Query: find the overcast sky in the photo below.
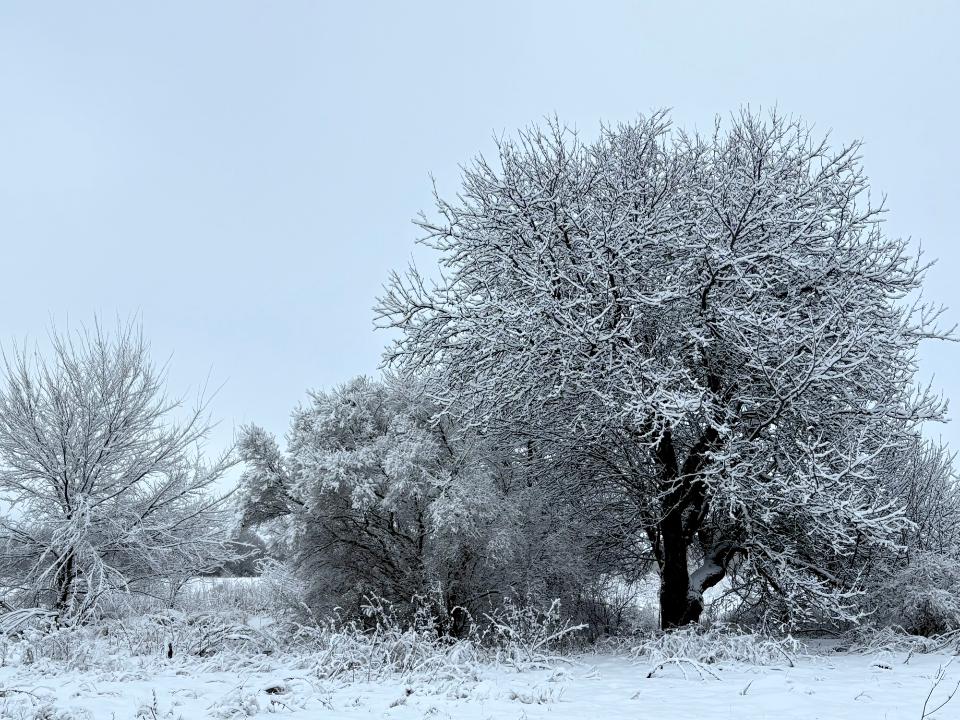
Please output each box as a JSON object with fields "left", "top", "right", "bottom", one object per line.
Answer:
{"left": 1, "top": 1, "right": 958, "bottom": 459}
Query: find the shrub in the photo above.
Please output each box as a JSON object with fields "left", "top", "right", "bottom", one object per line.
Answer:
{"left": 631, "top": 623, "right": 801, "bottom": 667}
{"left": 867, "top": 552, "right": 960, "bottom": 636}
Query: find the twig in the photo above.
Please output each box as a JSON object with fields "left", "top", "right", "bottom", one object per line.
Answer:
{"left": 921, "top": 659, "right": 959, "bottom": 719}
{"left": 646, "top": 658, "right": 721, "bottom": 681}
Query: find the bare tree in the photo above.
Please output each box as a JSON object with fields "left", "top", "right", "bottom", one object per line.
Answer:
{"left": 0, "top": 321, "right": 235, "bottom": 621}
{"left": 377, "top": 110, "right": 953, "bottom": 628}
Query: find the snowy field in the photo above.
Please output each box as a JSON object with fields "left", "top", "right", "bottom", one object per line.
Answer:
{"left": 0, "top": 578, "right": 957, "bottom": 719}
{"left": 0, "top": 637, "right": 956, "bottom": 719}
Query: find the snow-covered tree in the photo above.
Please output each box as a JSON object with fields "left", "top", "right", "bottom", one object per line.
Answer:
{"left": 0, "top": 322, "right": 235, "bottom": 621}
{"left": 237, "top": 375, "right": 592, "bottom": 632}
{"left": 850, "top": 438, "right": 960, "bottom": 635}
{"left": 377, "top": 111, "right": 952, "bottom": 628}
{"left": 884, "top": 438, "right": 960, "bottom": 559}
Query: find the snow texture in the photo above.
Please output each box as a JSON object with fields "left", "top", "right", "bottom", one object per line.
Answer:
{"left": 0, "top": 646, "right": 956, "bottom": 719}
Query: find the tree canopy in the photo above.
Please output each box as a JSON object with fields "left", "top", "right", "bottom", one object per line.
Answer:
{"left": 377, "top": 111, "right": 952, "bottom": 627}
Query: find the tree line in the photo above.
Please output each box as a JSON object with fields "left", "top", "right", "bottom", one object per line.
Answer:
{"left": 1, "top": 110, "right": 959, "bottom": 636}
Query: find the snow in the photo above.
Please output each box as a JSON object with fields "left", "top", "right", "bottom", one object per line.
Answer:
{"left": 0, "top": 647, "right": 956, "bottom": 719}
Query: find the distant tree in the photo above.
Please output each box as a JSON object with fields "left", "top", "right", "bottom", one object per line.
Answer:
{"left": 853, "top": 438, "right": 960, "bottom": 635}
{"left": 213, "top": 528, "right": 268, "bottom": 578}
{"left": 0, "top": 322, "right": 235, "bottom": 621}
{"left": 884, "top": 438, "right": 960, "bottom": 559}
{"left": 377, "top": 111, "right": 952, "bottom": 628}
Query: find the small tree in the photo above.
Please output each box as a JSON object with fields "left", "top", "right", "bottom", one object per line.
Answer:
{"left": 238, "top": 375, "right": 592, "bottom": 632}
{"left": 377, "top": 111, "right": 953, "bottom": 628}
{"left": 852, "top": 438, "right": 960, "bottom": 635}
{"left": 885, "top": 438, "right": 960, "bottom": 558}
{"left": 0, "top": 322, "right": 235, "bottom": 621}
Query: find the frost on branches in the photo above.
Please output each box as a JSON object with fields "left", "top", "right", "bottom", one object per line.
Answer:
{"left": 860, "top": 438, "right": 960, "bottom": 634}
{"left": 377, "top": 111, "right": 953, "bottom": 629}
{"left": 237, "top": 376, "right": 596, "bottom": 634}
{"left": 0, "top": 323, "right": 236, "bottom": 622}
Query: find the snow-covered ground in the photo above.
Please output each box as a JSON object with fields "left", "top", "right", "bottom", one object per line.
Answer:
{"left": 0, "top": 647, "right": 956, "bottom": 719}
{"left": 1, "top": 579, "right": 955, "bottom": 718}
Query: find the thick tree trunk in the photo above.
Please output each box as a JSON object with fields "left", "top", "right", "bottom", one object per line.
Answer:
{"left": 660, "top": 540, "right": 739, "bottom": 629}
{"left": 654, "top": 426, "right": 699, "bottom": 629}
{"left": 653, "top": 418, "right": 726, "bottom": 629}
{"left": 659, "top": 504, "right": 694, "bottom": 628}
{"left": 650, "top": 418, "right": 732, "bottom": 628}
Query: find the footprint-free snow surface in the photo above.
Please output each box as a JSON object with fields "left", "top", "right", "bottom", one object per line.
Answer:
{"left": 0, "top": 649, "right": 957, "bottom": 719}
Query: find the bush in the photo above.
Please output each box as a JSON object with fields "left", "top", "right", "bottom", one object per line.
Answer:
{"left": 631, "top": 623, "right": 801, "bottom": 667}
{"left": 237, "top": 377, "right": 606, "bottom": 633}
{"left": 0, "top": 591, "right": 586, "bottom": 684}
{"left": 866, "top": 552, "right": 960, "bottom": 636}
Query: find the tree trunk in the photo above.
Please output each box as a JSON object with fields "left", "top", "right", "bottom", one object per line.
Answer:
{"left": 659, "top": 508, "right": 695, "bottom": 628}
{"left": 660, "top": 539, "right": 739, "bottom": 629}
{"left": 54, "top": 549, "right": 76, "bottom": 619}
{"left": 654, "top": 420, "right": 726, "bottom": 629}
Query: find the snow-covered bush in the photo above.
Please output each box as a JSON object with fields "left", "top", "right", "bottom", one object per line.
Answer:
{"left": 291, "top": 594, "right": 585, "bottom": 681}
{"left": 0, "top": 696, "right": 93, "bottom": 720}
{"left": 841, "top": 438, "right": 960, "bottom": 636}
{"left": 631, "top": 624, "right": 801, "bottom": 667}
{"left": 0, "top": 591, "right": 586, "bottom": 689}
{"left": 171, "top": 575, "right": 294, "bottom": 617}
{"left": 208, "top": 688, "right": 268, "bottom": 719}
{"left": 5, "top": 610, "right": 274, "bottom": 673}
{"left": 884, "top": 439, "right": 960, "bottom": 556}
{"left": 237, "top": 375, "right": 601, "bottom": 632}
{"left": 867, "top": 552, "right": 960, "bottom": 636}
{"left": 482, "top": 597, "right": 587, "bottom": 666}
{"left": 293, "top": 598, "right": 487, "bottom": 681}
{"left": 841, "top": 623, "right": 960, "bottom": 656}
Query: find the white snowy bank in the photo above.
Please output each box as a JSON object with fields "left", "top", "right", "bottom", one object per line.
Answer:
{"left": 0, "top": 644, "right": 956, "bottom": 719}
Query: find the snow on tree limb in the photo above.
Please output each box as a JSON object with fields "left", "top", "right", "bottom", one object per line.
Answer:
{"left": 0, "top": 320, "right": 238, "bottom": 621}
{"left": 376, "top": 109, "right": 953, "bottom": 627}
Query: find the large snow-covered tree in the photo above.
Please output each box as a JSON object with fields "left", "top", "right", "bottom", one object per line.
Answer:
{"left": 377, "top": 111, "right": 952, "bottom": 628}
{"left": 0, "top": 323, "right": 235, "bottom": 621}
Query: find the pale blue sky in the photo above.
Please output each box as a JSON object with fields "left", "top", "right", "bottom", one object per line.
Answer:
{"left": 1, "top": 1, "right": 958, "bottom": 457}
